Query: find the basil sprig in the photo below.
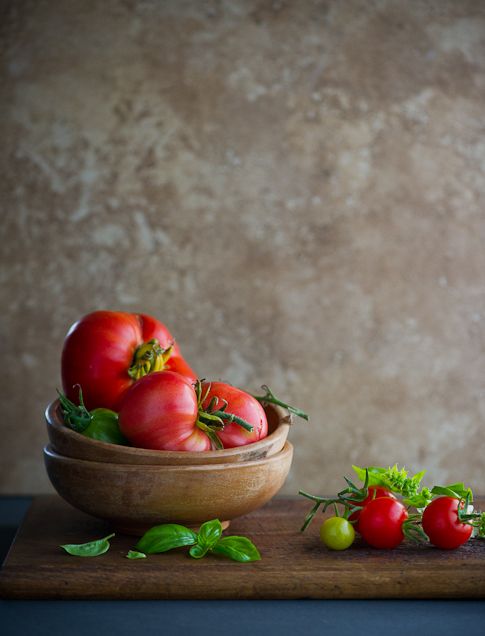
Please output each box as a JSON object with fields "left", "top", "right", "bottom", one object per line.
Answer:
{"left": 60, "top": 533, "right": 115, "bottom": 557}
{"left": 135, "top": 519, "right": 261, "bottom": 563}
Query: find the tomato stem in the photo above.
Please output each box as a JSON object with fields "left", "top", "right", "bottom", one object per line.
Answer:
{"left": 193, "top": 380, "right": 256, "bottom": 449}
{"left": 211, "top": 410, "right": 254, "bottom": 432}
{"left": 251, "top": 385, "right": 309, "bottom": 421}
{"left": 402, "top": 515, "right": 428, "bottom": 543}
{"left": 57, "top": 387, "right": 92, "bottom": 433}
{"left": 298, "top": 471, "right": 372, "bottom": 531}
{"left": 128, "top": 339, "right": 173, "bottom": 381}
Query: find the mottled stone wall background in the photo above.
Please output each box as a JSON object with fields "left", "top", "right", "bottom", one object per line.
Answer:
{"left": 1, "top": 0, "right": 485, "bottom": 495}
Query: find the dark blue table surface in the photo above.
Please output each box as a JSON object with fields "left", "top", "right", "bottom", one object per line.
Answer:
{"left": 1, "top": 497, "right": 484, "bottom": 636}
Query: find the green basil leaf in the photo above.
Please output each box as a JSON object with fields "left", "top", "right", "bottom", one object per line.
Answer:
{"left": 197, "top": 519, "right": 222, "bottom": 549}
{"left": 136, "top": 524, "right": 197, "bottom": 554}
{"left": 412, "top": 469, "right": 427, "bottom": 485}
{"left": 431, "top": 483, "right": 473, "bottom": 501}
{"left": 126, "top": 550, "right": 147, "bottom": 559}
{"left": 83, "top": 409, "right": 129, "bottom": 445}
{"left": 188, "top": 519, "right": 223, "bottom": 559}
{"left": 352, "top": 465, "right": 389, "bottom": 487}
{"left": 189, "top": 544, "right": 208, "bottom": 559}
{"left": 212, "top": 536, "right": 261, "bottom": 563}
{"left": 60, "top": 533, "right": 115, "bottom": 557}
{"left": 403, "top": 488, "right": 433, "bottom": 509}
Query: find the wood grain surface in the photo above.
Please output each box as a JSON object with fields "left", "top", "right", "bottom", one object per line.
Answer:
{"left": 1, "top": 495, "right": 484, "bottom": 599}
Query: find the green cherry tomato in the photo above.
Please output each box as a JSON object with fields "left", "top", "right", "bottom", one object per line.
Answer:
{"left": 319, "top": 517, "right": 355, "bottom": 551}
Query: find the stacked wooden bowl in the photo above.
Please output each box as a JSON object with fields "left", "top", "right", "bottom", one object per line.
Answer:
{"left": 44, "top": 400, "right": 293, "bottom": 534}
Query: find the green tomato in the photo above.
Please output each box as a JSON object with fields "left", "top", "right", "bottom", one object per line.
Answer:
{"left": 319, "top": 516, "right": 355, "bottom": 550}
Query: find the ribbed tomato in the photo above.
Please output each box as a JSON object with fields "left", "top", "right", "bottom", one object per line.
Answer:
{"left": 61, "top": 311, "right": 196, "bottom": 411}
{"left": 200, "top": 382, "right": 268, "bottom": 448}
{"left": 118, "top": 374, "right": 268, "bottom": 451}
{"left": 118, "top": 371, "right": 209, "bottom": 451}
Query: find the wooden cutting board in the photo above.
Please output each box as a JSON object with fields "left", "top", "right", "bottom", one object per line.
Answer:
{"left": 1, "top": 495, "right": 484, "bottom": 599}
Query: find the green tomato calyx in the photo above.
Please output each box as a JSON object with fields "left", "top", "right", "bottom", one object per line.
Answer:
{"left": 128, "top": 339, "right": 174, "bottom": 381}
{"left": 194, "top": 380, "right": 255, "bottom": 450}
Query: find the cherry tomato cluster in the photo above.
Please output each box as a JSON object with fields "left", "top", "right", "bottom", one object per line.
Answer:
{"left": 300, "top": 465, "right": 485, "bottom": 551}
{"left": 59, "top": 310, "right": 307, "bottom": 451}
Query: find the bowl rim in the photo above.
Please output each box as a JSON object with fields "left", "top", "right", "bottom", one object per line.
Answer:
{"left": 43, "top": 441, "right": 293, "bottom": 472}
{"left": 45, "top": 398, "right": 291, "bottom": 460}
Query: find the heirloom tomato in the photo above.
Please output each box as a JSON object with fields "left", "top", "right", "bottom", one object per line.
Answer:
{"left": 358, "top": 497, "right": 408, "bottom": 549}
{"left": 118, "top": 371, "right": 206, "bottom": 451}
{"left": 422, "top": 496, "right": 473, "bottom": 549}
{"left": 61, "top": 311, "right": 196, "bottom": 411}
{"left": 118, "top": 374, "right": 265, "bottom": 451}
{"left": 200, "top": 382, "right": 268, "bottom": 448}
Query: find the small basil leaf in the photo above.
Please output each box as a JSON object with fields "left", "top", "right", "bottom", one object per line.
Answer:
{"left": 60, "top": 533, "right": 115, "bottom": 557}
{"left": 212, "top": 536, "right": 261, "bottom": 563}
{"left": 136, "top": 524, "right": 197, "bottom": 554}
{"left": 189, "top": 544, "right": 209, "bottom": 559}
{"left": 126, "top": 550, "right": 147, "bottom": 559}
{"left": 197, "top": 519, "right": 223, "bottom": 550}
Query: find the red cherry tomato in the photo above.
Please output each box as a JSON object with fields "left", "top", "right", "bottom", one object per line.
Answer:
{"left": 359, "top": 497, "right": 408, "bottom": 549}
{"left": 200, "top": 381, "right": 268, "bottom": 448}
{"left": 349, "top": 486, "right": 397, "bottom": 532}
{"left": 118, "top": 371, "right": 210, "bottom": 451}
{"left": 422, "top": 497, "right": 473, "bottom": 549}
{"left": 62, "top": 311, "right": 196, "bottom": 411}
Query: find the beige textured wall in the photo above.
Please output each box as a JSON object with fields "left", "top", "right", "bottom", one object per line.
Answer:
{"left": 1, "top": 0, "right": 485, "bottom": 496}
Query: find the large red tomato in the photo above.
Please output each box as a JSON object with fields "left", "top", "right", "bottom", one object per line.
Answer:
{"left": 118, "top": 374, "right": 268, "bottom": 451}
{"left": 118, "top": 371, "right": 209, "bottom": 451}
{"left": 200, "top": 381, "right": 268, "bottom": 448}
{"left": 61, "top": 311, "right": 196, "bottom": 411}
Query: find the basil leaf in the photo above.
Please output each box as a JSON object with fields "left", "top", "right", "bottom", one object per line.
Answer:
{"left": 136, "top": 524, "right": 197, "bottom": 554}
{"left": 431, "top": 483, "right": 473, "bottom": 501}
{"left": 83, "top": 409, "right": 128, "bottom": 445}
{"left": 60, "top": 533, "right": 115, "bottom": 557}
{"left": 403, "top": 488, "right": 433, "bottom": 509}
{"left": 352, "top": 465, "right": 389, "bottom": 487}
{"left": 413, "top": 470, "right": 427, "bottom": 485}
{"left": 199, "top": 519, "right": 223, "bottom": 549}
{"left": 212, "top": 536, "right": 261, "bottom": 563}
{"left": 126, "top": 550, "right": 147, "bottom": 559}
{"left": 189, "top": 544, "right": 208, "bottom": 559}
{"left": 188, "top": 519, "right": 222, "bottom": 559}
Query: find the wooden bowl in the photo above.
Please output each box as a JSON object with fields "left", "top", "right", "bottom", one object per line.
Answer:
{"left": 43, "top": 442, "right": 293, "bottom": 534}
{"left": 45, "top": 399, "right": 291, "bottom": 465}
